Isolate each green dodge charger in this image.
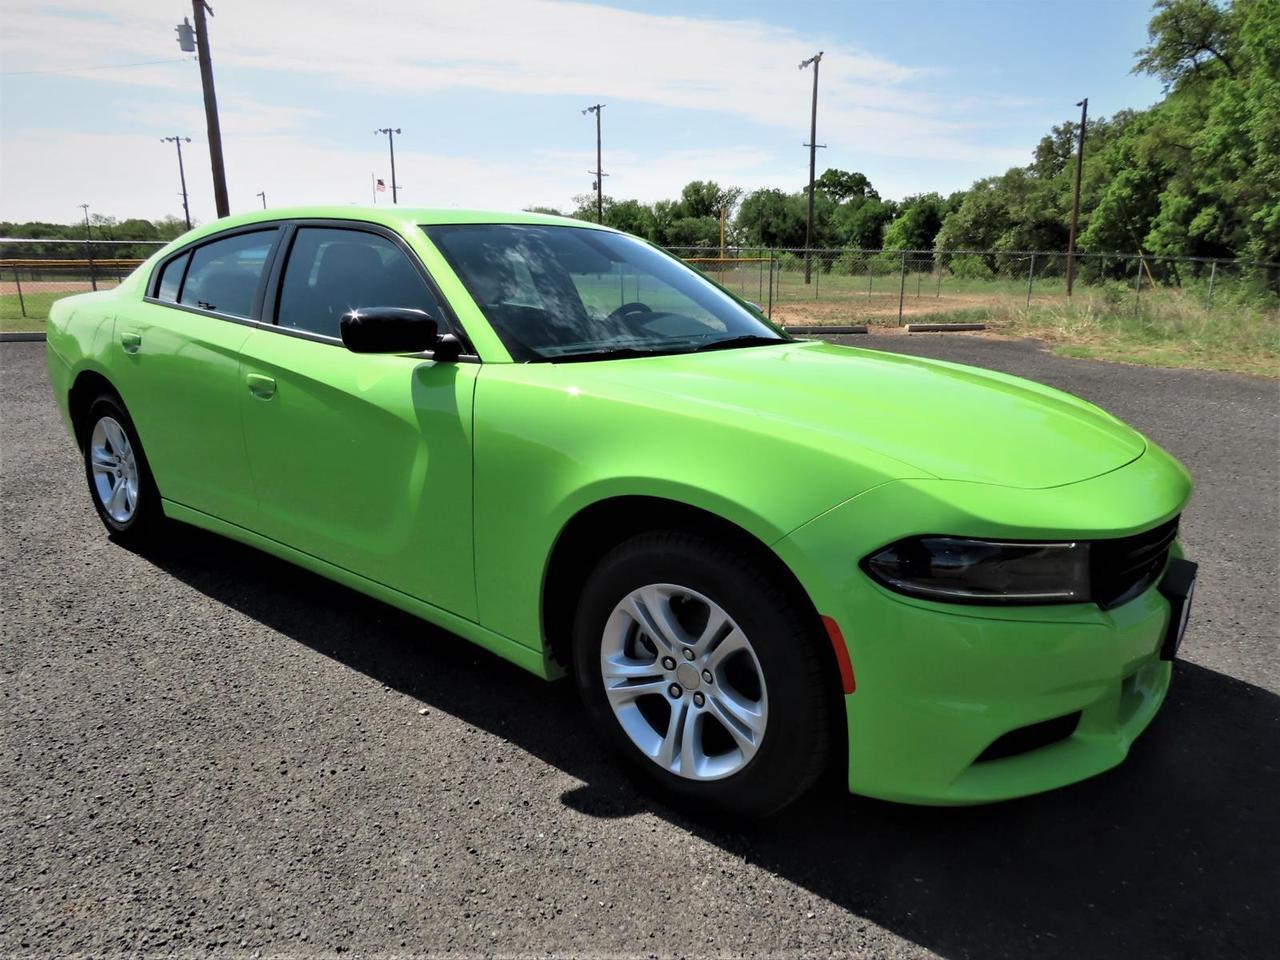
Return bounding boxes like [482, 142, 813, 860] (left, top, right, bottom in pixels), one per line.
[46, 207, 1196, 817]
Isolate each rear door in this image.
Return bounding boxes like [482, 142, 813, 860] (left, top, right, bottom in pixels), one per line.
[112, 226, 281, 527]
[237, 222, 478, 618]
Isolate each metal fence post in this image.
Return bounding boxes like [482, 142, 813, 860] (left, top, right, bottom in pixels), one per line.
[867, 259, 873, 297]
[767, 248, 774, 320]
[1026, 253, 1036, 308]
[897, 251, 907, 326]
[1207, 260, 1217, 307]
[1134, 256, 1143, 314]
[815, 253, 820, 300]
[758, 253, 764, 304]
[936, 264, 943, 298]
[14, 266, 27, 318]
[85, 241, 97, 293]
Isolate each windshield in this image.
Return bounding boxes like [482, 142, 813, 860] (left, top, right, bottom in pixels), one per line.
[423, 223, 788, 362]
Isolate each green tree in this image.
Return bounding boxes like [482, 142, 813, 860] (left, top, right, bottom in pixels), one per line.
[1135, 0, 1238, 86]
[882, 193, 947, 251]
[814, 168, 879, 202]
[831, 197, 895, 249]
[734, 189, 807, 248]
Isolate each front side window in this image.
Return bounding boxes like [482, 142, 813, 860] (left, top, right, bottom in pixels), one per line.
[424, 224, 785, 361]
[276, 227, 445, 339]
[178, 230, 276, 318]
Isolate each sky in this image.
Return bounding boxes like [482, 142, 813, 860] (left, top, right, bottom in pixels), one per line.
[0, 0, 1165, 226]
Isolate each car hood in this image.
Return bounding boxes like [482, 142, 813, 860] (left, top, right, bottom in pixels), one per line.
[569, 340, 1146, 489]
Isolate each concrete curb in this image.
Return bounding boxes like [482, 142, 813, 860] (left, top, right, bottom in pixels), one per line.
[784, 325, 868, 335]
[904, 323, 987, 333]
[1, 332, 46, 342]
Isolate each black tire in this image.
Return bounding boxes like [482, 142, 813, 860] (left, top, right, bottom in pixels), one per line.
[572, 529, 834, 819]
[80, 393, 164, 545]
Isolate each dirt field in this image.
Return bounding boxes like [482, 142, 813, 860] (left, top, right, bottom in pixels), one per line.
[0, 280, 119, 295]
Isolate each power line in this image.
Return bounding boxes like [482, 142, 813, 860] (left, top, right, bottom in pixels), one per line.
[0, 58, 192, 78]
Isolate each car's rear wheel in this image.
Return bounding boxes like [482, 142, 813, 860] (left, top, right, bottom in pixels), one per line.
[81, 394, 163, 544]
[572, 530, 833, 818]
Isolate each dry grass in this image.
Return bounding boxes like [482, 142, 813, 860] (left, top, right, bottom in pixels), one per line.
[772, 285, 1280, 378]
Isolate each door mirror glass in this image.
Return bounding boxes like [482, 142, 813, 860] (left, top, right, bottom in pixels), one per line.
[339, 307, 439, 354]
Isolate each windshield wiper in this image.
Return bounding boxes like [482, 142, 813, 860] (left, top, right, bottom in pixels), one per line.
[688, 335, 789, 353]
[536, 346, 685, 363]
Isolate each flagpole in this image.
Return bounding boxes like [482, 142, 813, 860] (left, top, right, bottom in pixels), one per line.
[371, 172, 377, 205]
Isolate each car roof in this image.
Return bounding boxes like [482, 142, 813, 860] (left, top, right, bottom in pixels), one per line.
[178, 205, 613, 241]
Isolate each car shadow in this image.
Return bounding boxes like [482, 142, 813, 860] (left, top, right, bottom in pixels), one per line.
[140, 525, 1279, 960]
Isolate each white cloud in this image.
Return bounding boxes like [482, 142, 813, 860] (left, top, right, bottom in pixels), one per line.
[0, 0, 1030, 221]
[0, 128, 797, 223]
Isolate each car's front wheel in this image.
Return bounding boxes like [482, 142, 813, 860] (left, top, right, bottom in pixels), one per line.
[573, 530, 835, 818]
[81, 394, 163, 544]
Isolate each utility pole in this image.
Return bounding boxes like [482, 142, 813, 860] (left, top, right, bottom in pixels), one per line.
[582, 104, 606, 223]
[1066, 97, 1088, 297]
[176, 3, 229, 218]
[799, 52, 825, 284]
[161, 136, 193, 230]
[78, 203, 97, 292]
[375, 128, 401, 203]
[256, 191, 267, 209]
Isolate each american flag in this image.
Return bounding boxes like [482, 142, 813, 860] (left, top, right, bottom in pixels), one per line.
[375, 178, 386, 193]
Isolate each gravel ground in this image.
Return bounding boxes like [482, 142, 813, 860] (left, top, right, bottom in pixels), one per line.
[3, 336, 1277, 959]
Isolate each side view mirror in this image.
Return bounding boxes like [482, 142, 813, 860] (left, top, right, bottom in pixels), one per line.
[339, 307, 460, 360]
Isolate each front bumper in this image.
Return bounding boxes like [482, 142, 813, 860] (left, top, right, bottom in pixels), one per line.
[836, 580, 1172, 804]
[775, 447, 1192, 805]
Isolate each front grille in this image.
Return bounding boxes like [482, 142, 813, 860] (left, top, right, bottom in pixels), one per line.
[1090, 516, 1179, 610]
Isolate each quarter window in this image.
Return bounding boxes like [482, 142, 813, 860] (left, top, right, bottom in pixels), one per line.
[154, 252, 189, 302]
[276, 228, 445, 339]
[178, 230, 277, 318]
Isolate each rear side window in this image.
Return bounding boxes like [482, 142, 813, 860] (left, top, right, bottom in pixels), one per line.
[154, 252, 189, 302]
[179, 230, 277, 318]
[276, 227, 445, 338]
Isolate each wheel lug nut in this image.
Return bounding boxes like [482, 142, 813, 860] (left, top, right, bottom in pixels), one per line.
[661, 656, 676, 671]
[702, 669, 713, 683]
[682, 648, 695, 661]
[693, 692, 705, 707]
[668, 684, 682, 698]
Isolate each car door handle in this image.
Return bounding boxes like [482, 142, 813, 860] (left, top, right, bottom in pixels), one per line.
[120, 331, 142, 354]
[246, 373, 277, 400]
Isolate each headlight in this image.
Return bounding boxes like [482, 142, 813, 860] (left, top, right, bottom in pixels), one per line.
[862, 536, 1091, 605]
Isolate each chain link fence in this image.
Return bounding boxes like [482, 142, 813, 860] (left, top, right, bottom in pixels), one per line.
[1, 239, 167, 325]
[669, 246, 1280, 328]
[4, 238, 1277, 335]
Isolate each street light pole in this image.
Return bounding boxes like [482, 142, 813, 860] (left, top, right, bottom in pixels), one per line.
[78, 203, 98, 291]
[1066, 97, 1088, 297]
[375, 128, 401, 203]
[178, 2, 229, 218]
[161, 136, 193, 230]
[582, 104, 606, 224]
[256, 191, 267, 209]
[799, 52, 824, 285]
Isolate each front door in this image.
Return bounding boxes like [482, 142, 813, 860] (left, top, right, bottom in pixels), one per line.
[237, 225, 477, 619]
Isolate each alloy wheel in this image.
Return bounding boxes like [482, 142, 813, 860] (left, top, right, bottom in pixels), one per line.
[89, 415, 140, 524]
[599, 583, 768, 781]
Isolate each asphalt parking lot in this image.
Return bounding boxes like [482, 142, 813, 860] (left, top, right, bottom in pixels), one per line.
[3, 335, 1278, 958]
